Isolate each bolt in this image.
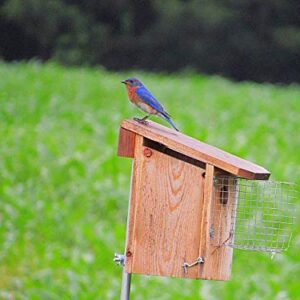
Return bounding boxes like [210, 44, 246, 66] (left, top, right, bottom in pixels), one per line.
[114, 253, 125, 266]
[143, 147, 152, 157]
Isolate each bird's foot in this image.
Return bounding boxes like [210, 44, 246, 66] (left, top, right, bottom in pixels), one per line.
[134, 117, 149, 125]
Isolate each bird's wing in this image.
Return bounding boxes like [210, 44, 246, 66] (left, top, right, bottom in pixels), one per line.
[136, 87, 165, 114]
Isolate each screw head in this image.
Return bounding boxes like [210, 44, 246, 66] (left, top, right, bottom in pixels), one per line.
[113, 253, 125, 266]
[143, 147, 152, 157]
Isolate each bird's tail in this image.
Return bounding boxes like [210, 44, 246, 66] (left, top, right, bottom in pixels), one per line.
[160, 113, 179, 131]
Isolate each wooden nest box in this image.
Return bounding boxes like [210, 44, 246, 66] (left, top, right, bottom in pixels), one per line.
[118, 119, 270, 281]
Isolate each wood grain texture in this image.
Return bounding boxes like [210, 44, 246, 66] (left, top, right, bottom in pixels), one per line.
[198, 164, 214, 279]
[123, 136, 234, 280]
[125, 145, 205, 279]
[124, 135, 143, 272]
[120, 119, 270, 180]
[117, 127, 136, 158]
[203, 176, 237, 280]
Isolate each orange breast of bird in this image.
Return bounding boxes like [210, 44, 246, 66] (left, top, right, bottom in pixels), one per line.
[126, 85, 157, 115]
[126, 85, 139, 104]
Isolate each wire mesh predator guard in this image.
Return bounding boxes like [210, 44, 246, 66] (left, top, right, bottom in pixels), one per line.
[212, 177, 297, 253]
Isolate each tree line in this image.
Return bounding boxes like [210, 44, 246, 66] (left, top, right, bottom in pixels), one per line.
[1, 0, 300, 83]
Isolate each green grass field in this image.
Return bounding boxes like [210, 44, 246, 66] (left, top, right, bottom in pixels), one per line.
[0, 61, 299, 299]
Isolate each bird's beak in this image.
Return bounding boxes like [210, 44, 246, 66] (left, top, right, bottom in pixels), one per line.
[121, 80, 127, 84]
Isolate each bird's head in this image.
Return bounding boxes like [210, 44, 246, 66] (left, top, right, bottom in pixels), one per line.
[121, 78, 143, 88]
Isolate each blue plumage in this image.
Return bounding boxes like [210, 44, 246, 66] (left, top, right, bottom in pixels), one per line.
[136, 87, 165, 114]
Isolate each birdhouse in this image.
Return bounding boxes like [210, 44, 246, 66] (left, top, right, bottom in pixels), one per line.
[117, 119, 296, 281]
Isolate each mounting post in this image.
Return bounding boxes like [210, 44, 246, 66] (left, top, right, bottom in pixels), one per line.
[121, 270, 131, 300]
[114, 253, 132, 300]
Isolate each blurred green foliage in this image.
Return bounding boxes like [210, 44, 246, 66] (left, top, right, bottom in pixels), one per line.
[0, 61, 299, 299]
[0, 0, 300, 83]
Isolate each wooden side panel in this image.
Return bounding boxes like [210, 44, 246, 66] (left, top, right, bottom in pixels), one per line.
[198, 164, 214, 279]
[125, 144, 205, 279]
[201, 175, 237, 280]
[124, 135, 144, 272]
[117, 127, 136, 158]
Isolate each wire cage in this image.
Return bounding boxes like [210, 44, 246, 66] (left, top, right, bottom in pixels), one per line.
[211, 176, 297, 253]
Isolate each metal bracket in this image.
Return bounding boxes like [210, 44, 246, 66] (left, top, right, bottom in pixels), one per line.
[114, 253, 125, 266]
[182, 256, 204, 274]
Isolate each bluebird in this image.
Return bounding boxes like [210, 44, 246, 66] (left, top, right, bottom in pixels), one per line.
[121, 78, 179, 131]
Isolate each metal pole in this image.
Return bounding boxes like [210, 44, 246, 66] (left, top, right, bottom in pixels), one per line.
[120, 269, 131, 300]
[116, 162, 135, 300]
[114, 253, 132, 300]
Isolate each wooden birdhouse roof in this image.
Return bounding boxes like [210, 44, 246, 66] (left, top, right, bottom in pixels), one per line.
[119, 119, 270, 180]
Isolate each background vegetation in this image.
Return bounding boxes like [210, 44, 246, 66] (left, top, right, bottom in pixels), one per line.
[1, 0, 300, 83]
[0, 61, 299, 299]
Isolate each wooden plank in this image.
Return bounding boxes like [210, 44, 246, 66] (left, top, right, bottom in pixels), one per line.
[120, 119, 270, 180]
[124, 135, 144, 272]
[126, 145, 205, 279]
[202, 175, 237, 280]
[117, 127, 136, 158]
[198, 164, 214, 279]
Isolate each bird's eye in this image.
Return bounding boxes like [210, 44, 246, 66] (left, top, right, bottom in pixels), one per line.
[129, 80, 133, 84]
